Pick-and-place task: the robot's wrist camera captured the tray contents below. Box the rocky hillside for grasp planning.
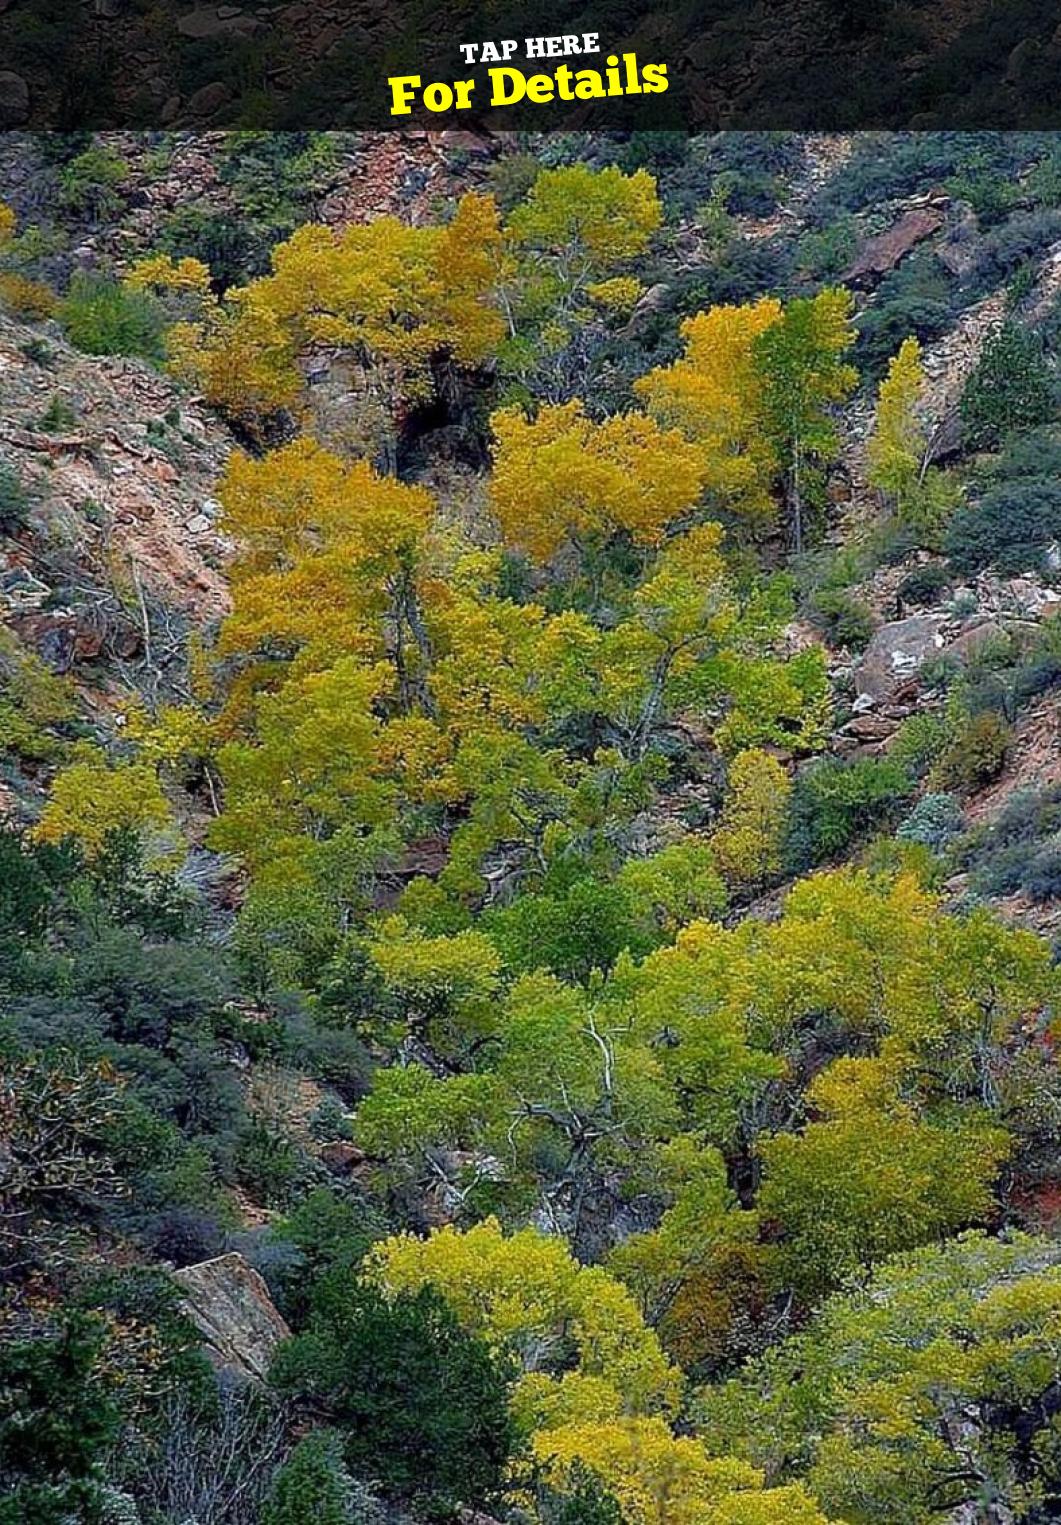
[4,130,1061,1525]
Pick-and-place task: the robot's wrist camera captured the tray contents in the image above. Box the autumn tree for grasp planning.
[867,336,925,513]
[635,299,783,527]
[156,194,504,440]
[701,1232,1061,1525]
[504,164,660,323]
[711,749,792,889]
[867,336,956,537]
[366,1217,681,1431]
[490,400,706,562]
[756,1055,1010,1295]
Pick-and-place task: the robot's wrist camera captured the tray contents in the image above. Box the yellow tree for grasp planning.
[635,299,782,527]
[490,400,706,561]
[159,194,504,435]
[505,164,661,319]
[367,1217,682,1428]
[710,749,792,889]
[867,336,925,514]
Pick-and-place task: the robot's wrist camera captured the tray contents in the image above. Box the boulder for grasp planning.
[173,1252,290,1383]
[186,81,232,119]
[842,206,945,288]
[855,614,946,701]
[945,620,1009,662]
[319,1140,366,1174]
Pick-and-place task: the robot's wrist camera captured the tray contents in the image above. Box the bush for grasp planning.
[932,709,1011,793]
[57,145,128,223]
[0,271,58,320]
[157,205,264,289]
[786,756,914,872]
[234,1119,309,1208]
[945,479,1061,575]
[897,562,951,609]
[0,1311,119,1523]
[896,792,965,851]
[0,463,29,533]
[37,394,77,433]
[59,273,166,361]
[810,588,877,650]
[958,784,1061,899]
[960,324,1056,450]
[1021,844,1061,903]
[261,1429,373,1525]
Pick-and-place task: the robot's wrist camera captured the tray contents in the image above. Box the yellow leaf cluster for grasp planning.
[490,400,706,561]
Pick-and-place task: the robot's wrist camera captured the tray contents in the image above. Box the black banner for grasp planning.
[2,0,1061,130]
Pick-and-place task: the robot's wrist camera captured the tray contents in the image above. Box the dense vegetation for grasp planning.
[3,130,1061,1525]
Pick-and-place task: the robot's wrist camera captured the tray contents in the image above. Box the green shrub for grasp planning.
[59,273,166,361]
[896,792,964,851]
[786,756,914,872]
[234,1119,308,1208]
[157,204,263,289]
[932,709,1011,793]
[262,1429,370,1525]
[37,394,77,433]
[960,324,1056,450]
[57,146,128,223]
[271,1282,514,1510]
[810,588,877,650]
[0,462,29,532]
[945,480,1061,575]
[897,562,951,608]
[0,1311,120,1524]
[1021,844,1061,903]
[887,711,952,778]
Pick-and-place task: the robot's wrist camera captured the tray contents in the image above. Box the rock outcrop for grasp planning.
[855,614,947,701]
[173,1252,290,1383]
[842,204,945,287]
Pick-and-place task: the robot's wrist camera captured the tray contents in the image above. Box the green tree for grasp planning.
[261,1430,364,1525]
[752,289,858,551]
[0,1313,119,1525]
[271,1281,514,1511]
[961,323,1055,449]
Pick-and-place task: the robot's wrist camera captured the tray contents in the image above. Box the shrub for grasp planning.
[945,479,1061,575]
[157,204,264,289]
[261,1429,372,1525]
[271,1282,514,1510]
[37,394,77,433]
[0,1311,119,1523]
[59,273,166,361]
[786,756,914,872]
[234,1119,309,1208]
[0,463,30,533]
[897,562,951,608]
[57,145,128,223]
[0,271,58,320]
[960,324,1056,450]
[1021,844,1061,903]
[896,792,964,851]
[810,588,877,651]
[932,709,1011,793]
